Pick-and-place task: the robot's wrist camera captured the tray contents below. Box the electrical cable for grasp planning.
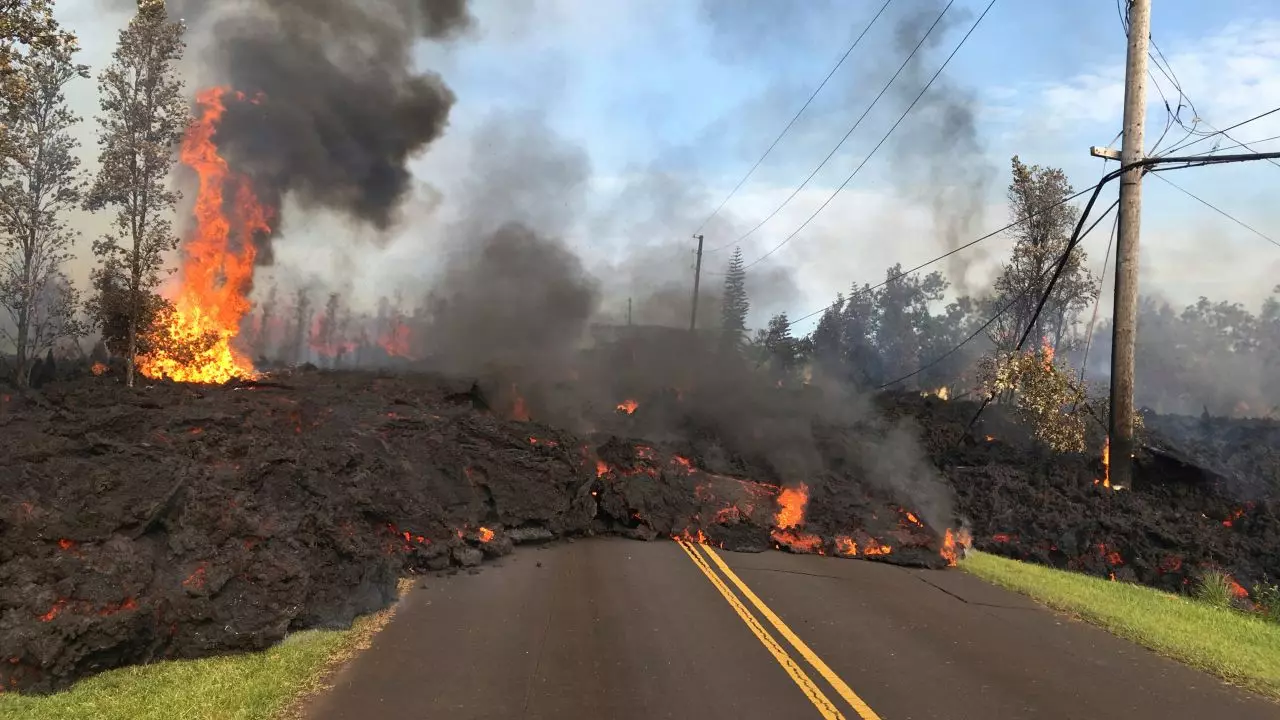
[703,0,958,255]
[876,199,1119,390]
[1150,172,1280,250]
[694,0,895,241]
[734,0,998,270]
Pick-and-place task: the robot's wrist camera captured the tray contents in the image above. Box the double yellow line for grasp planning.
[675,539,882,720]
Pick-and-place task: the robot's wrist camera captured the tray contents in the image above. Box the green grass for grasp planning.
[962,550,1280,700]
[0,583,406,720]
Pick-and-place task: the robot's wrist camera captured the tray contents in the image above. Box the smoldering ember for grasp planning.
[2,0,1280,706]
[3,344,1279,694]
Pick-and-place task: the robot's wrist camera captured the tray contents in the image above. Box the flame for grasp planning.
[984,435,995,442]
[899,510,923,528]
[1223,508,1245,527]
[1094,436,1111,488]
[379,316,412,358]
[90,362,107,376]
[676,528,708,544]
[616,399,639,414]
[596,459,609,477]
[772,528,824,553]
[1096,542,1123,566]
[139,88,267,384]
[1041,337,1055,369]
[940,528,971,566]
[774,484,808,529]
[863,538,892,556]
[834,536,858,556]
[478,527,495,543]
[510,385,530,421]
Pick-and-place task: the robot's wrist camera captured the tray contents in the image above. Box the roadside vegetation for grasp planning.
[962,551,1280,700]
[0,579,410,720]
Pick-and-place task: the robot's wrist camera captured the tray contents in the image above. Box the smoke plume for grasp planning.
[151,0,471,260]
[888,1,993,295]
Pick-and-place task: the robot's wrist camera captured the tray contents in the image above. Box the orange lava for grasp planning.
[1223,508,1245,527]
[863,539,892,556]
[139,87,268,384]
[899,510,923,528]
[182,563,208,590]
[57,538,75,551]
[38,599,67,622]
[596,460,609,477]
[529,436,559,448]
[772,528,824,553]
[940,528,971,567]
[670,455,694,473]
[774,484,809,529]
[1226,575,1249,599]
[616,399,639,414]
[991,532,1012,543]
[834,535,858,556]
[478,527,495,543]
[676,528,708,544]
[90,362,107,376]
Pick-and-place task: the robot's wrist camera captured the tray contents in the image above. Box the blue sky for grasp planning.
[59,0,1280,331]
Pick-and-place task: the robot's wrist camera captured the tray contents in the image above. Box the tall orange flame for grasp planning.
[139,87,268,384]
[774,484,808,529]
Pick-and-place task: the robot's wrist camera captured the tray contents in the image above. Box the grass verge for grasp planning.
[0,578,411,720]
[961,551,1280,701]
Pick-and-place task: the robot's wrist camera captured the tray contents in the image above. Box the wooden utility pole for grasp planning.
[1108,0,1150,489]
[689,234,704,332]
[627,297,632,326]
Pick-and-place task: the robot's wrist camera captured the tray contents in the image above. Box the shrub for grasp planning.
[1194,569,1236,609]
[1254,580,1280,622]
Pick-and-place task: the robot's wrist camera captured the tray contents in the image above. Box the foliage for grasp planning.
[976,342,1097,453]
[1254,580,1280,623]
[984,156,1098,355]
[1194,569,1237,609]
[720,246,749,349]
[0,0,71,157]
[84,2,187,386]
[0,37,87,387]
[751,312,810,382]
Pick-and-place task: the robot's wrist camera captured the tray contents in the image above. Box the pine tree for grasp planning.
[84,0,188,387]
[0,38,89,387]
[720,246,749,348]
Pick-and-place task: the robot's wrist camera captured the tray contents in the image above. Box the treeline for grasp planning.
[718,157,1279,419]
[0,1,189,388]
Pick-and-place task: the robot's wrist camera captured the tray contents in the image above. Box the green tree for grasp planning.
[987,156,1097,354]
[84,0,188,387]
[720,246,749,348]
[0,38,87,387]
[753,311,808,382]
[0,0,71,157]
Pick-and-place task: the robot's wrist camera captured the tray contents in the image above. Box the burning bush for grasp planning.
[977,341,1107,453]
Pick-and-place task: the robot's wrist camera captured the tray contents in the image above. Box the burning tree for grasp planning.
[0,38,88,387]
[84,1,188,387]
[977,341,1103,453]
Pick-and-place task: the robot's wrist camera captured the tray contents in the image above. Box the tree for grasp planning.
[987,156,1098,355]
[0,38,87,386]
[0,0,71,157]
[720,246,749,348]
[84,0,187,387]
[874,265,948,390]
[753,312,808,382]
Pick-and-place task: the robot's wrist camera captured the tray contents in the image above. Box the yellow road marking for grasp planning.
[698,544,883,720]
[674,539,846,720]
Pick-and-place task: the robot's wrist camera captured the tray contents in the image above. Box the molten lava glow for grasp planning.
[1094,436,1111,488]
[140,87,267,384]
[676,528,708,544]
[670,455,694,473]
[1097,542,1123,566]
[899,510,923,528]
[863,539,892,556]
[478,527,495,543]
[616,399,639,414]
[772,528,824,553]
[1225,575,1249,599]
[1223,508,1245,527]
[596,460,609,477]
[834,535,858,556]
[38,599,67,622]
[529,436,559,448]
[774,484,809,529]
[90,362,107,376]
[940,528,971,566]
[57,538,75,551]
[991,532,1012,543]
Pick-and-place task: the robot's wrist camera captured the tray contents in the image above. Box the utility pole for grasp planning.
[689,234,704,332]
[1108,0,1150,489]
[627,297,632,326]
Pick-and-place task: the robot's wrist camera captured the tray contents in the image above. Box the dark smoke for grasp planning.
[887,1,993,295]
[148,0,471,259]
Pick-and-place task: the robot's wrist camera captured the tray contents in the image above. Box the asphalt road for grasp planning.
[304,538,1276,720]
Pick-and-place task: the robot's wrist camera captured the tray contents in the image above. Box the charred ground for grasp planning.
[1,364,1277,694]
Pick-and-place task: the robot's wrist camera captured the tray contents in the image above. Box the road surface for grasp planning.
[303,537,1275,719]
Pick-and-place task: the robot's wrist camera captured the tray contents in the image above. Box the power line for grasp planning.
[875,199,1120,390]
[694,0,895,241]
[782,185,1095,330]
[1161,106,1280,156]
[703,0,958,255]
[1180,132,1280,158]
[1150,172,1280,250]
[1078,211,1118,388]
[737,0,998,271]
